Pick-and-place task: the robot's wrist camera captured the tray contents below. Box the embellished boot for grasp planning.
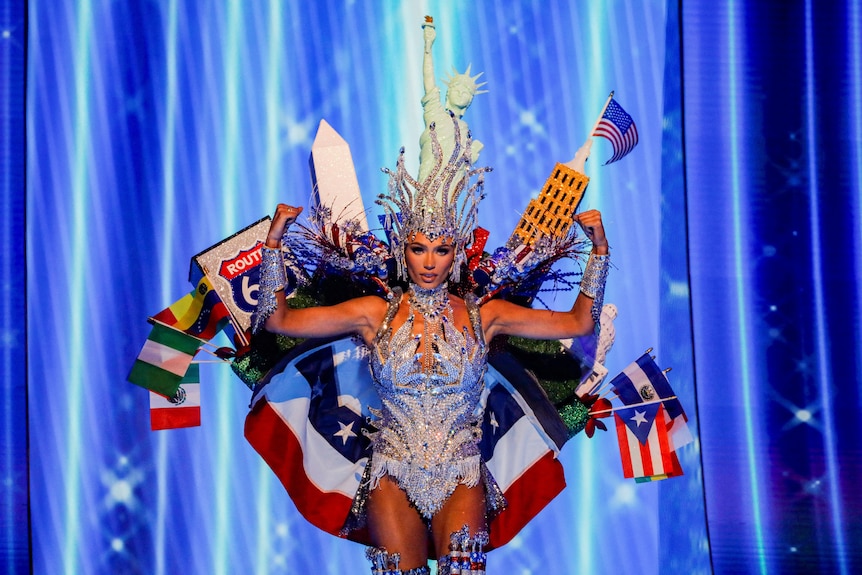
[365,546,430,575]
[439,526,489,574]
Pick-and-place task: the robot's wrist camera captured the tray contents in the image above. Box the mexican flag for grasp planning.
[128,322,202,397]
[149,363,201,430]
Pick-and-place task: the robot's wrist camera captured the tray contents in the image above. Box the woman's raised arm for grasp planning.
[481,209,610,341]
[252,204,388,345]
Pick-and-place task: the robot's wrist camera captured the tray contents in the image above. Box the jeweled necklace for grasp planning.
[408,282,450,320]
[409,283,451,374]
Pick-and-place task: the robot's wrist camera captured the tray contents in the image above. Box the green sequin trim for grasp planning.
[558,400,590,438]
[505,336,586,405]
[231,287,320,390]
[504,335,592,437]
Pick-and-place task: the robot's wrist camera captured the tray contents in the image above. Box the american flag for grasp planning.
[593,98,639,164]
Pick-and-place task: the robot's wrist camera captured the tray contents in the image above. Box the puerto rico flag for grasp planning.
[244,337,568,549]
[614,403,681,480]
[611,352,693,452]
[244,337,375,539]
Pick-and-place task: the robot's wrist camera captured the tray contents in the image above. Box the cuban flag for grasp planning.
[244,338,569,549]
[244,337,376,540]
[481,352,568,549]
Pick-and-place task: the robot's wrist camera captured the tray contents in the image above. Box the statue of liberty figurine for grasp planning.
[419,16,488,183]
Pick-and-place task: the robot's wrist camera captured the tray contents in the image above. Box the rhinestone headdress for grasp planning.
[377,114,490,282]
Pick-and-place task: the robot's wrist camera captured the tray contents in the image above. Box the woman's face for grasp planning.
[405,233,456,289]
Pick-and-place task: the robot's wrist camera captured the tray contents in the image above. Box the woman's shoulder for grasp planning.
[476,295,505,313]
[448,292,467,306]
[350,293,392,311]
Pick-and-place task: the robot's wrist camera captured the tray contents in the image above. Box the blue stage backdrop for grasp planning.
[3,0,858,573]
[23,1,701,573]
[2,0,28,574]
[684,1,862,573]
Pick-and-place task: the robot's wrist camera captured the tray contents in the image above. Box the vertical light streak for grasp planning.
[574,5,607,574]
[395,2,426,179]
[215,2,242,573]
[803,2,848,573]
[263,0,282,208]
[3,5,13,569]
[850,1,862,419]
[614,0,661,335]
[1,0,24,569]
[154,1,179,574]
[567,4,613,573]
[62,0,92,572]
[725,2,768,572]
[255,2,282,572]
[221,1,242,231]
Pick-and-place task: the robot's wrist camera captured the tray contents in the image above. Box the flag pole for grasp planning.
[147,316,225,353]
[567,91,615,172]
[195,347,232,361]
[589,395,678,417]
[588,90,615,140]
[201,264,250,348]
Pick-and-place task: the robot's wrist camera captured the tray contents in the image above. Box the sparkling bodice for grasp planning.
[366,286,488,517]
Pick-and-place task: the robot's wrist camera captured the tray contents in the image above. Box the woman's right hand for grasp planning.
[265,204,303,248]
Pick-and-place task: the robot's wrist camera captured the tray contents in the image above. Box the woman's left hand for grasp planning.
[574,209,608,253]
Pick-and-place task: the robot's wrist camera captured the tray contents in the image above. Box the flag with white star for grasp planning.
[244,336,378,540]
[608,351,687,481]
[614,403,680,480]
[479,352,569,548]
[244,337,571,548]
[610,351,693,452]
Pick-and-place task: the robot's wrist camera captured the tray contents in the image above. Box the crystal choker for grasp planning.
[407,282,450,319]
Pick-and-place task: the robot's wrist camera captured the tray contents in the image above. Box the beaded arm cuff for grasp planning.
[250,246,285,334]
[580,252,610,325]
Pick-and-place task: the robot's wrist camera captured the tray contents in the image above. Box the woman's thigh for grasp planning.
[429,483,487,559]
[366,475,429,569]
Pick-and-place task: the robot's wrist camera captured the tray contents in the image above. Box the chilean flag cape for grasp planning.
[244,336,570,550]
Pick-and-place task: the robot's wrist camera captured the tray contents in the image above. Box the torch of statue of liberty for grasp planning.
[418,17,488,183]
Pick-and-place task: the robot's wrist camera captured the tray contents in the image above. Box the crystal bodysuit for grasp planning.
[367,283,488,517]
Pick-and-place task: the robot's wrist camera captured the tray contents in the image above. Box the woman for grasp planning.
[255,196,609,574]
